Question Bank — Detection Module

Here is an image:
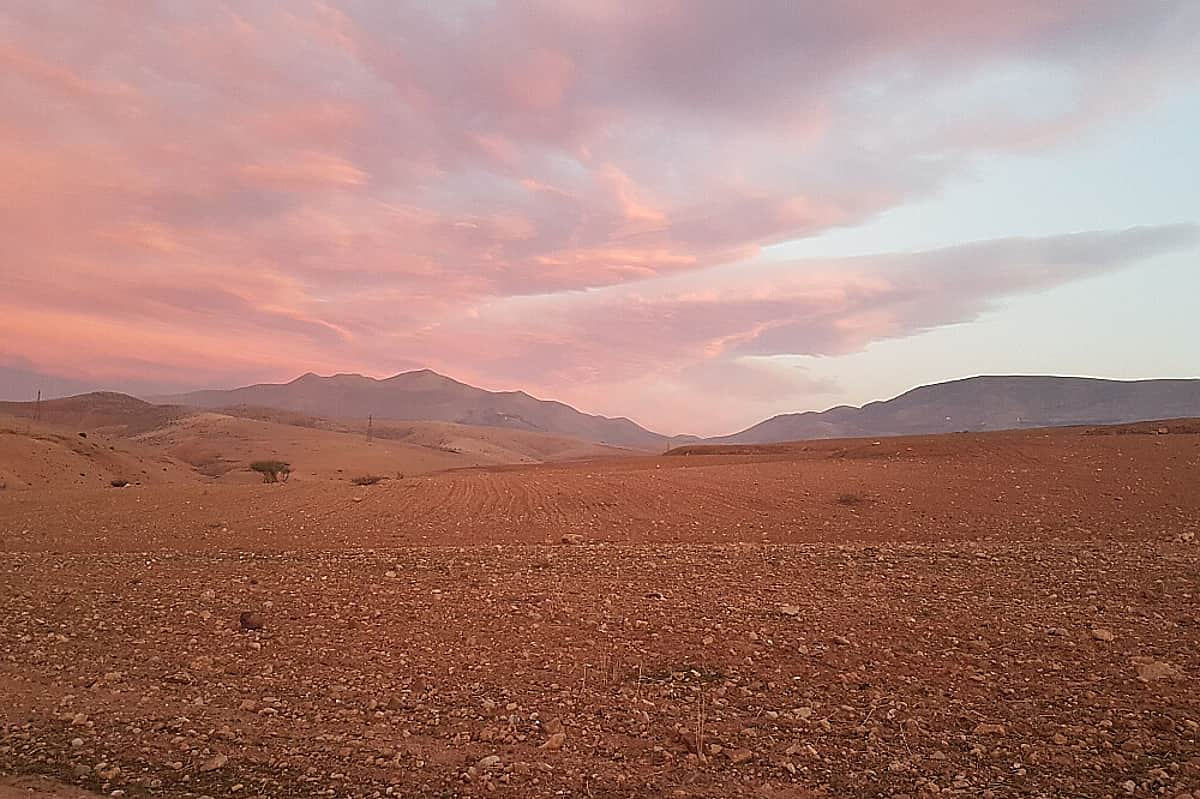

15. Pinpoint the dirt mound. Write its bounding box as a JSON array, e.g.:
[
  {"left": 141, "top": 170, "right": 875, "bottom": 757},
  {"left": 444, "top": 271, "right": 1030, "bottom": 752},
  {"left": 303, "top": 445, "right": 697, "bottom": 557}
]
[
  {"left": 0, "top": 392, "right": 190, "bottom": 436},
  {"left": 0, "top": 776, "right": 102, "bottom": 798},
  {"left": 0, "top": 416, "right": 195, "bottom": 490},
  {"left": 1082, "top": 417, "right": 1200, "bottom": 436},
  {"left": 0, "top": 395, "right": 631, "bottom": 489},
  {"left": 134, "top": 412, "right": 479, "bottom": 483}
]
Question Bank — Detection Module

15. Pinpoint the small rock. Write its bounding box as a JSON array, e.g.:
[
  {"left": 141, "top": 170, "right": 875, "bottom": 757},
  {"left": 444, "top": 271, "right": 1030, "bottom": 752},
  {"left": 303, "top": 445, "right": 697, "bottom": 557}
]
[
  {"left": 477, "top": 755, "right": 501, "bottom": 770},
  {"left": 832, "top": 635, "right": 851, "bottom": 646},
  {"left": 726, "top": 748, "right": 754, "bottom": 765},
  {"left": 239, "top": 611, "right": 263, "bottom": 631},
  {"left": 540, "top": 732, "right": 566, "bottom": 751},
  {"left": 973, "top": 723, "right": 1006, "bottom": 736},
  {"left": 70, "top": 737, "right": 84, "bottom": 748},
  {"left": 559, "top": 534, "right": 585, "bottom": 545},
  {"left": 1132, "top": 657, "right": 1182, "bottom": 681},
  {"left": 1091, "top": 627, "right": 1115, "bottom": 642},
  {"left": 677, "top": 730, "right": 702, "bottom": 754},
  {"left": 200, "top": 753, "right": 228, "bottom": 772},
  {"left": 780, "top": 604, "right": 800, "bottom": 616}
]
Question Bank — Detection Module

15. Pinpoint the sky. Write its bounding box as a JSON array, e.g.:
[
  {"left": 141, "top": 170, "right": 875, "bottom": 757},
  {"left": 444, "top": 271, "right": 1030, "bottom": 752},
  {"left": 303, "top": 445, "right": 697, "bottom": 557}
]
[{"left": 1, "top": 2, "right": 1198, "bottom": 436}]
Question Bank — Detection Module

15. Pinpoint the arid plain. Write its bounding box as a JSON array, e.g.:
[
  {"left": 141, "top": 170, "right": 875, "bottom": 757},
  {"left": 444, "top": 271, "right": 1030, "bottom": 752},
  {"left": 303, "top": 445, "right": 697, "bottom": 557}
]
[{"left": 1, "top": 402, "right": 1197, "bottom": 798}]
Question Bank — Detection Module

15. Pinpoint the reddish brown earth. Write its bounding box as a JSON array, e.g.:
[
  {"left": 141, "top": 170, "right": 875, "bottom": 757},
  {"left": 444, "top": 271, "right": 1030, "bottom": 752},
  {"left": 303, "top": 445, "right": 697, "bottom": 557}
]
[{"left": 1, "top": 424, "right": 1198, "bottom": 798}]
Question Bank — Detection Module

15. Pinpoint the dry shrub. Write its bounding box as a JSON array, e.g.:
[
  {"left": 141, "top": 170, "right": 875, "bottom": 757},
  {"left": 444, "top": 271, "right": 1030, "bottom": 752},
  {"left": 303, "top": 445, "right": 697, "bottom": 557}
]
[{"left": 250, "top": 460, "right": 291, "bottom": 483}]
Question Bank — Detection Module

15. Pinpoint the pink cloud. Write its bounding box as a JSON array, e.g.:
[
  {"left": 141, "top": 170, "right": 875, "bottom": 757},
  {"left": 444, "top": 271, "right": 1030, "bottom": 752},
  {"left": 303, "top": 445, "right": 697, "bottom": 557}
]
[
  {"left": 1, "top": 2, "right": 1197, "bottom": 430},
  {"left": 238, "top": 152, "right": 368, "bottom": 191}
]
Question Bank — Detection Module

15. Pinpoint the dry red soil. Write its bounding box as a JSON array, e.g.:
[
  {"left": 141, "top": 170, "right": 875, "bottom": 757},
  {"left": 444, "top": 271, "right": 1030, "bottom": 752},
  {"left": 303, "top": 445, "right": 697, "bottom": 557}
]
[{"left": 1, "top": 425, "right": 1198, "bottom": 798}]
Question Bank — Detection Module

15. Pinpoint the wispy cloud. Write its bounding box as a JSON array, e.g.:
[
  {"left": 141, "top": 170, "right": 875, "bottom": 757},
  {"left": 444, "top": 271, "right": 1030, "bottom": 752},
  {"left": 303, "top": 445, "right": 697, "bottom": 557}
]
[{"left": 1, "top": 2, "right": 1197, "bottom": 429}]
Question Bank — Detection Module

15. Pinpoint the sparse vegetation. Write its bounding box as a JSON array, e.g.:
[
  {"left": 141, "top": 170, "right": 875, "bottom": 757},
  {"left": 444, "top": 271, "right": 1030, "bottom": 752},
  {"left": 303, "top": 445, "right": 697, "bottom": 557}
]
[
  {"left": 350, "top": 475, "right": 384, "bottom": 486},
  {"left": 250, "top": 460, "right": 291, "bottom": 483}
]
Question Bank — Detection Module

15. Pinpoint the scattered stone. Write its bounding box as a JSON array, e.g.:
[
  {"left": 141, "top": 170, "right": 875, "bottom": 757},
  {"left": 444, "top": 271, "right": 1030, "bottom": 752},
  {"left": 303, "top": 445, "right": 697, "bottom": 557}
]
[
  {"left": 678, "top": 730, "right": 702, "bottom": 755},
  {"left": 540, "top": 732, "right": 566, "bottom": 751},
  {"left": 200, "top": 753, "right": 228, "bottom": 772},
  {"left": 560, "top": 534, "right": 585, "bottom": 545},
  {"left": 726, "top": 748, "right": 754, "bottom": 765},
  {"left": 973, "top": 723, "right": 1006, "bottom": 736},
  {"left": 1132, "top": 657, "right": 1182, "bottom": 681},
  {"left": 476, "top": 755, "right": 501, "bottom": 770},
  {"left": 239, "top": 611, "right": 263, "bottom": 631},
  {"left": 780, "top": 604, "right": 800, "bottom": 616},
  {"left": 1091, "top": 627, "right": 1115, "bottom": 642}
]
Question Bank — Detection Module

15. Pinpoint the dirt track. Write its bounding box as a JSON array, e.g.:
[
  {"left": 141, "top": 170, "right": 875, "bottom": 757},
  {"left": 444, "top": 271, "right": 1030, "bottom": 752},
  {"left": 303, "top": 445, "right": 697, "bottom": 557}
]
[{"left": 1, "top": 426, "right": 1198, "bottom": 797}]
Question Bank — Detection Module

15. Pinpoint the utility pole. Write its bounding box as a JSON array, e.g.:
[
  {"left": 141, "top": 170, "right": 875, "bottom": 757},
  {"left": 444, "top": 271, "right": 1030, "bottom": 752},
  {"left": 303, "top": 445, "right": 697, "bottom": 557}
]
[
  {"left": 366, "top": 414, "right": 373, "bottom": 443},
  {"left": 34, "top": 390, "right": 41, "bottom": 423}
]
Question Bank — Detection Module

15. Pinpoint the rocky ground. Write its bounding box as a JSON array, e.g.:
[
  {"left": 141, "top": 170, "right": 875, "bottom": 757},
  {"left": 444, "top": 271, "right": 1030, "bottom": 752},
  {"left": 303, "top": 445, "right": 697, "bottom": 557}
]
[{"left": 1, "top": 426, "right": 1197, "bottom": 797}]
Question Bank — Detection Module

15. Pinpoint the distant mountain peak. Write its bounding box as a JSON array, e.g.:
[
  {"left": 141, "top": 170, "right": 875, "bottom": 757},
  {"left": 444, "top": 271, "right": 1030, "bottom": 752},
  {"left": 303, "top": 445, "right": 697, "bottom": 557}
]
[
  {"left": 154, "top": 370, "right": 667, "bottom": 449},
  {"left": 712, "top": 376, "right": 1200, "bottom": 445}
]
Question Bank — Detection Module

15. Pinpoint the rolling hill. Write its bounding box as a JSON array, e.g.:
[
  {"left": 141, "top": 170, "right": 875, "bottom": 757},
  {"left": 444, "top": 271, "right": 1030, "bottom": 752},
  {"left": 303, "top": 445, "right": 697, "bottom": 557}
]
[
  {"left": 156, "top": 370, "right": 670, "bottom": 449},
  {"left": 711, "top": 375, "right": 1200, "bottom": 444},
  {"left": 0, "top": 392, "right": 634, "bottom": 488}
]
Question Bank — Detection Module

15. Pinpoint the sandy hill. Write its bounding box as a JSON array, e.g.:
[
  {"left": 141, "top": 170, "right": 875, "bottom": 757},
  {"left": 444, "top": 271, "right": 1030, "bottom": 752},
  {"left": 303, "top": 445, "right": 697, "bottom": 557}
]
[
  {"left": 135, "top": 411, "right": 628, "bottom": 484},
  {"left": 0, "top": 414, "right": 194, "bottom": 490},
  {"left": 0, "top": 391, "right": 189, "bottom": 435},
  {"left": 155, "top": 370, "right": 668, "bottom": 449},
  {"left": 204, "top": 404, "right": 629, "bottom": 462},
  {"left": 713, "top": 375, "right": 1200, "bottom": 444},
  {"left": 0, "top": 392, "right": 631, "bottom": 489}
]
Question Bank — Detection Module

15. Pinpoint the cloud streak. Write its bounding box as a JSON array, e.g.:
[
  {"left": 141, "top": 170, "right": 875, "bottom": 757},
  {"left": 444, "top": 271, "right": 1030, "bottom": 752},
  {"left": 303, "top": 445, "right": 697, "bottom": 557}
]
[{"left": 1, "top": 2, "right": 1197, "bottom": 430}]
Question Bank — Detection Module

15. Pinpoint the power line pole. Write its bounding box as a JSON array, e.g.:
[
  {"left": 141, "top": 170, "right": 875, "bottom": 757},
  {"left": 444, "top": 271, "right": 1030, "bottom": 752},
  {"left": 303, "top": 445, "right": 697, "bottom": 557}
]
[
  {"left": 366, "top": 414, "right": 373, "bottom": 443},
  {"left": 34, "top": 390, "right": 41, "bottom": 423}
]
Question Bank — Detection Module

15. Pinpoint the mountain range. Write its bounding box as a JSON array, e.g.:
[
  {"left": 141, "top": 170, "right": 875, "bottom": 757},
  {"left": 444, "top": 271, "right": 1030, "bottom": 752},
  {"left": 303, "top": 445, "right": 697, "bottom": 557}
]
[
  {"left": 709, "top": 375, "right": 1200, "bottom": 444},
  {"left": 155, "top": 370, "right": 676, "bottom": 449},
  {"left": 147, "top": 371, "right": 1200, "bottom": 447}
]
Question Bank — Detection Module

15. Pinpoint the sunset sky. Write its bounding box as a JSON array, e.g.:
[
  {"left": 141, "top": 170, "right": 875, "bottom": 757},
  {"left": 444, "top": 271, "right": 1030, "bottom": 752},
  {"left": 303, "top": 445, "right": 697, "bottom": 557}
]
[{"left": 2, "top": 2, "right": 1198, "bottom": 435}]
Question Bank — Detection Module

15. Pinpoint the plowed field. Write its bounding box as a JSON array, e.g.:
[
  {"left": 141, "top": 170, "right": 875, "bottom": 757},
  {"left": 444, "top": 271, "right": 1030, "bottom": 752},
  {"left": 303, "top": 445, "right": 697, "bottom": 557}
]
[{"left": 1, "top": 425, "right": 1198, "bottom": 797}]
